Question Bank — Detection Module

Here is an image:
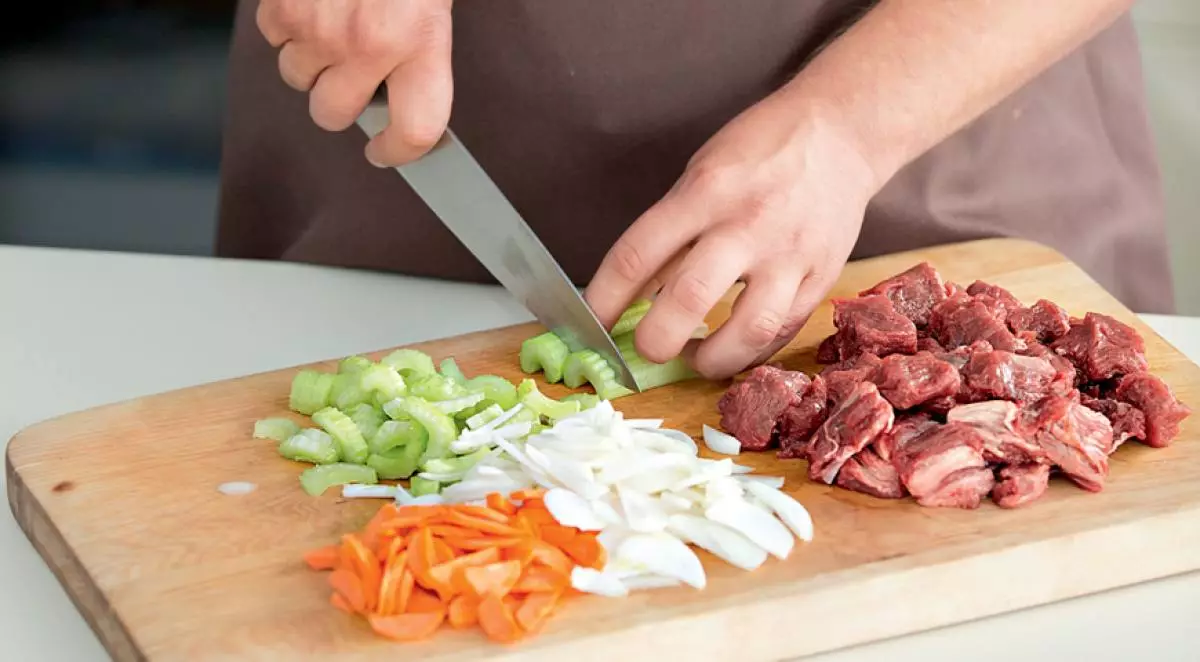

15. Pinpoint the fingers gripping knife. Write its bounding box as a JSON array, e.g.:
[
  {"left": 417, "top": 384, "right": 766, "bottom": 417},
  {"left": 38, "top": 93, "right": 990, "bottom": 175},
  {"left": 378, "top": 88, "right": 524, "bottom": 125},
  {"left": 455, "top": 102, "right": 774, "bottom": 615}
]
[{"left": 354, "top": 101, "right": 640, "bottom": 393}]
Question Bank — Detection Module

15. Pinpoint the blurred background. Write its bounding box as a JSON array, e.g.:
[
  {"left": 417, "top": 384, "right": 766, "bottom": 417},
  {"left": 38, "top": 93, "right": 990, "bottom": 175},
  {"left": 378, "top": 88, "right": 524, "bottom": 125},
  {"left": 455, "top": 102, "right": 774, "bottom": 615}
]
[{"left": 0, "top": 1, "right": 1197, "bottom": 312}]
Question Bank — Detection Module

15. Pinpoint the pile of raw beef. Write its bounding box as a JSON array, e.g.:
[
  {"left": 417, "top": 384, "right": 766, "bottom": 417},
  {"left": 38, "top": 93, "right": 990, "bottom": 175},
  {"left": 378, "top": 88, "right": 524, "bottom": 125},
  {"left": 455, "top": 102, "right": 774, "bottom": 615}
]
[{"left": 717, "top": 262, "right": 1192, "bottom": 509}]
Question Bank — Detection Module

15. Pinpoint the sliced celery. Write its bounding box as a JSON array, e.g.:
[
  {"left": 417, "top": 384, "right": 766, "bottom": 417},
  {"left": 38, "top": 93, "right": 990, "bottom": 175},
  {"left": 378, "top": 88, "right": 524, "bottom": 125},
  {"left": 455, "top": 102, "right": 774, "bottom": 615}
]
[
  {"left": 360, "top": 363, "right": 407, "bottom": 402},
  {"left": 518, "top": 379, "right": 581, "bottom": 421},
  {"left": 409, "top": 476, "right": 440, "bottom": 497},
  {"left": 421, "top": 447, "right": 490, "bottom": 478},
  {"left": 465, "top": 375, "right": 519, "bottom": 410},
  {"left": 434, "top": 392, "right": 485, "bottom": 415},
  {"left": 562, "top": 393, "right": 601, "bottom": 410},
  {"left": 338, "top": 355, "right": 374, "bottom": 374},
  {"left": 278, "top": 429, "right": 340, "bottom": 465},
  {"left": 520, "top": 332, "right": 570, "bottom": 383},
  {"left": 559, "top": 349, "right": 634, "bottom": 400},
  {"left": 610, "top": 298, "right": 653, "bottom": 337},
  {"left": 465, "top": 404, "right": 505, "bottom": 430},
  {"left": 311, "top": 406, "right": 369, "bottom": 465},
  {"left": 440, "top": 357, "right": 468, "bottom": 385},
  {"left": 346, "top": 403, "right": 384, "bottom": 441},
  {"left": 331, "top": 372, "right": 371, "bottom": 410},
  {"left": 370, "top": 419, "right": 426, "bottom": 454},
  {"left": 389, "top": 397, "right": 458, "bottom": 463},
  {"left": 562, "top": 351, "right": 592, "bottom": 389},
  {"left": 613, "top": 331, "right": 697, "bottom": 390},
  {"left": 299, "top": 463, "right": 377, "bottom": 496},
  {"left": 289, "top": 370, "right": 335, "bottom": 415},
  {"left": 381, "top": 349, "right": 437, "bottom": 379},
  {"left": 253, "top": 418, "right": 300, "bottom": 442},
  {"left": 367, "top": 440, "right": 423, "bottom": 479},
  {"left": 409, "top": 373, "right": 469, "bottom": 402}
]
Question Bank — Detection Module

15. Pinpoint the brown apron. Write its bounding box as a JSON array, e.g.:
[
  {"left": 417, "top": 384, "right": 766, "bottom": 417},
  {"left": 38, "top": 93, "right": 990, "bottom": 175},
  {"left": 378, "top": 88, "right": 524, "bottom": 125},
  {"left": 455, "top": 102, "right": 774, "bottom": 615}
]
[{"left": 215, "top": 1, "right": 1175, "bottom": 314}]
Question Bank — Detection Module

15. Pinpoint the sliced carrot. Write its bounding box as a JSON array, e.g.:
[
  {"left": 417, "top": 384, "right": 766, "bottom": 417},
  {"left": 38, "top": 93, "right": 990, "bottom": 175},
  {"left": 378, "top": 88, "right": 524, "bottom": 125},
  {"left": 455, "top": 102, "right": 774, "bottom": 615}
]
[
  {"left": 509, "top": 488, "right": 545, "bottom": 502},
  {"left": 424, "top": 524, "right": 482, "bottom": 540},
  {"left": 511, "top": 565, "right": 570, "bottom": 594},
  {"left": 537, "top": 524, "right": 578, "bottom": 547},
  {"left": 330, "top": 591, "right": 355, "bottom": 614},
  {"left": 559, "top": 534, "right": 605, "bottom": 570},
  {"left": 503, "top": 540, "right": 536, "bottom": 565},
  {"left": 433, "top": 539, "right": 457, "bottom": 565},
  {"left": 512, "top": 512, "right": 540, "bottom": 537},
  {"left": 515, "top": 590, "right": 562, "bottom": 632},
  {"left": 361, "top": 503, "right": 399, "bottom": 552},
  {"left": 452, "top": 536, "right": 526, "bottom": 551},
  {"left": 442, "top": 509, "right": 526, "bottom": 537},
  {"left": 456, "top": 504, "right": 512, "bottom": 524},
  {"left": 303, "top": 545, "right": 340, "bottom": 571},
  {"left": 477, "top": 593, "right": 524, "bottom": 643},
  {"left": 407, "top": 527, "right": 438, "bottom": 589},
  {"left": 395, "top": 568, "right": 416, "bottom": 614},
  {"left": 342, "top": 534, "right": 382, "bottom": 612},
  {"left": 428, "top": 547, "right": 504, "bottom": 597},
  {"left": 462, "top": 560, "right": 523, "bottom": 599},
  {"left": 528, "top": 541, "right": 574, "bottom": 576},
  {"left": 380, "top": 507, "right": 444, "bottom": 531},
  {"left": 447, "top": 595, "right": 479, "bottom": 629},
  {"left": 377, "top": 551, "right": 408, "bottom": 616},
  {"left": 328, "top": 569, "right": 366, "bottom": 614},
  {"left": 368, "top": 610, "right": 445, "bottom": 642},
  {"left": 519, "top": 509, "right": 556, "bottom": 527},
  {"left": 486, "top": 493, "right": 517, "bottom": 516},
  {"left": 406, "top": 587, "right": 444, "bottom": 614}
]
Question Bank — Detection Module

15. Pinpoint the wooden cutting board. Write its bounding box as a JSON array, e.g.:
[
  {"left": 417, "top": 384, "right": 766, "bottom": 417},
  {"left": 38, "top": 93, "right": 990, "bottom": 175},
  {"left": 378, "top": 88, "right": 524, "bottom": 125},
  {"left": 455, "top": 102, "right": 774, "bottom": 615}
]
[{"left": 8, "top": 238, "right": 1200, "bottom": 662}]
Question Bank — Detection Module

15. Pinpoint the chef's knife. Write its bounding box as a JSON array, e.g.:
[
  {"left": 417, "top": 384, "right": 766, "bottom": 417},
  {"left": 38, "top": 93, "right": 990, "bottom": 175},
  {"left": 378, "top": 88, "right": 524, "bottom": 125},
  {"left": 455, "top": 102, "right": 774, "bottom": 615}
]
[{"left": 355, "top": 103, "right": 640, "bottom": 392}]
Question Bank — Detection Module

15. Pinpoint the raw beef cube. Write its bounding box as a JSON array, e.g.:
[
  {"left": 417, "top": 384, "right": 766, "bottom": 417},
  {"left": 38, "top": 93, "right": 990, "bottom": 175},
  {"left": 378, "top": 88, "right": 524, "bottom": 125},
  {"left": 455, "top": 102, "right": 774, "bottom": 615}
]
[
  {"left": 947, "top": 400, "right": 1046, "bottom": 465},
  {"left": 921, "top": 396, "right": 958, "bottom": 417},
  {"left": 832, "top": 295, "right": 918, "bottom": 360},
  {"left": 1081, "top": 395, "right": 1146, "bottom": 452},
  {"left": 930, "top": 296, "right": 1020, "bottom": 351},
  {"left": 1051, "top": 312, "right": 1148, "bottom": 381},
  {"left": 893, "top": 422, "right": 992, "bottom": 509},
  {"left": 917, "top": 336, "right": 946, "bottom": 353},
  {"left": 1021, "top": 395, "right": 1113, "bottom": 492},
  {"left": 936, "top": 340, "right": 995, "bottom": 371},
  {"left": 966, "top": 280, "right": 1023, "bottom": 322},
  {"left": 821, "top": 353, "right": 884, "bottom": 406},
  {"left": 836, "top": 448, "right": 906, "bottom": 498},
  {"left": 807, "top": 382, "right": 895, "bottom": 484},
  {"left": 717, "top": 365, "right": 809, "bottom": 451},
  {"left": 858, "top": 262, "right": 948, "bottom": 328},
  {"left": 1113, "top": 372, "right": 1191, "bottom": 448},
  {"left": 962, "top": 350, "right": 1064, "bottom": 403},
  {"left": 945, "top": 281, "right": 966, "bottom": 298},
  {"left": 1021, "top": 340, "right": 1079, "bottom": 391},
  {"left": 1008, "top": 299, "right": 1071, "bottom": 343},
  {"left": 816, "top": 334, "right": 840, "bottom": 364},
  {"left": 874, "top": 414, "right": 940, "bottom": 462},
  {"left": 777, "top": 376, "right": 829, "bottom": 459},
  {"left": 992, "top": 463, "right": 1051, "bottom": 509},
  {"left": 874, "top": 351, "right": 962, "bottom": 410}
]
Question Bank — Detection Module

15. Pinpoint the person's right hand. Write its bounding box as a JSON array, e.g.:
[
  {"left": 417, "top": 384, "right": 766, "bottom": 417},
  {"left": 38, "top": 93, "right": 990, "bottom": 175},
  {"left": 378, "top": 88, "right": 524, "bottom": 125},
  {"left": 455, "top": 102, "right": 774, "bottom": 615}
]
[{"left": 256, "top": 0, "right": 454, "bottom": 166}]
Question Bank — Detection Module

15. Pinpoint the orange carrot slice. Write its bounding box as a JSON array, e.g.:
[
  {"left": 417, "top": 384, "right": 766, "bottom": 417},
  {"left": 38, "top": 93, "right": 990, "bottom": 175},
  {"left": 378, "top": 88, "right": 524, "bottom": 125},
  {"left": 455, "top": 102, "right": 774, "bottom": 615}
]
[
  {"left": 380, "top": 507, "right": 443, "bottom": 531},
  {"left": 486, "top": 493, "right": 517, "bottom": 516},
  {"left": 407, "top": 527, "right": 438, "bottom": 589},
  {"left": 328, "top": 569, "right": 366, "bottom": 613},
  {"left": 377, "top": 551, "right": 408, "bottom": 616},
  {"left": 442, "top": 510, "right": 526, "bottom": 537},
  {"left": 528, "top": 541, "right": 574, "bottom": 576},
  {"left": 342, "top": 534, "right": 382, "bottom": 612},
  {"left": 537, "top": 524, "right": 578, "bottom": 547},
  {"left": 428, "top": 547, "right": 503, "bottom": 596},
  {"left": 303, "top": 545, "right": 340, "bottom": 571},
  {"left": 456, "top": 504, "right": 512, "bottom": 524},
  {"left": 361, "top": 503, "right": 399, "bottom": 552},
  {"left": 559, "top": 534, "right": 605, "bottom": 569},
  {"left": 447, "top": 595, "right": 479, "bottom": 629},
  {"left": 511, "top": 565, "right": 570, "bottom": 594},
  {"left": 515, "top": 590, "right": 562, "bottom": 632},
  {"left": 519, "top": 508, "right": 555, "bottom": 525},
  {"left": 477, "top": 593, "right": 524, "bottom": 643},
  {"left": 330, "top": 592, "right": 355, "bottom": 614},
  {"left": 509, "top": 488, "right": 545, "bottom": 502},
  {"left": 406, "top": 587, "right": 444, "bottom": 614},
  {"left": 368, "top": 610, "right": 445, "bottom": 642},
  {"left": 395, "top": 568, "right": 416, "bottom": 614},
  {"left": 462, "top": 560, "right": 523, "bottom": 599},
  {"left": 452, "top": 536, "right": 526, "bottom": 551}
]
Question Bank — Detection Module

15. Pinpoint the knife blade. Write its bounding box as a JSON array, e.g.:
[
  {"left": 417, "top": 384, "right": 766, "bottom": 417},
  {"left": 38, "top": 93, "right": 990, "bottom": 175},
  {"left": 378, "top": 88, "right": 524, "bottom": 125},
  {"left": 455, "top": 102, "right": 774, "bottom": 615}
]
[{"left": 355, "top": 103, "right": 640, "bottom": 392}]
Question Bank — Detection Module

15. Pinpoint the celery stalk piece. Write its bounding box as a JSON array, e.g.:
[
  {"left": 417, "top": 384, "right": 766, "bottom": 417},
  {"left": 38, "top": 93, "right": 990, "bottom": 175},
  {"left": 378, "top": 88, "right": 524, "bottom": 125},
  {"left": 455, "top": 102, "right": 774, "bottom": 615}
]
[
  {"left": 465, "top": 404, "right": 505, "bottom": 430},
  {"left": 558, "top": 349, "right": 635, "bottom": 401},
  {"left": 289, "top": 370, "right": 335, "bottom": 415},
  {"left": 360, "top": 363, "right": 407, "bottom": 402},
  {"left": 520, "top": 332, "right": 570, "bottom": 383},
  {"left": 299, "top": 463, "right": 377, "bottom": 496},
  {"left": 381, "top": 349, "right": 437, "bottom": 379},
  {"left": 440, "top": 358, "right": 468, "bottom": 385},
  {"left": 390, "top": 397, "right": 458, "bottom": 463},
  {"left": 346, "top": 403, "right": 384, "bottom": 441},
  {"left": 338, "top": 355, "right": 374, "bottom": 374},
  {"left": 613, "top": 331, "right": 698, "bottom": 390},
  {"left": 409, "top": 476, "right": 441, "bottom": 497},
  {"left": 408, "top": 374, "right": 470, "bottom": 402},
  {"left": 518, "top": 379, "right": 581, "bottom": 421},
  {"left": 464, "top": 375, "right": 519, "bottom": 410},
  {"left": 562, "top": 351, "right": 591, "bottom": 389},
  {"left": 610, "top": 298, "right": 653, "bottom": 337},
  {"left": 421, "top": 447, "right": 490, "bottom": 478},
  {"left": 434, "top": 392, "right": 485, "bottom": 415},
  {"left": 370, "top": 419, "right": 427, "bottom": 454},
  {"left": 278, "top": 429, "right": 340, "bottom": 464},
  {"left": 367, "top": 440, "right": 424, "bottom": 480},
  {"left": 562, "top": 393, "right": 601, "bottom": 410},
  {"left": 254, "top": 418, "right": 300, "bottom": 442},
  {"left": 331, "top": 372, "right": 371, "bottom": 410},
  {"left": 311, "top": 406, "right": 369, "bottom": 464}
]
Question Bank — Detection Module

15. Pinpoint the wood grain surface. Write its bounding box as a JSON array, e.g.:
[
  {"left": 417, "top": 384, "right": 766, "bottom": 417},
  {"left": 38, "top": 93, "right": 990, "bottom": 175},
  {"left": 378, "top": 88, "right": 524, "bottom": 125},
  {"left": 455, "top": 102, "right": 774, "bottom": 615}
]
[{"left": 8, "top": 238, "right": 1200, "bottom": 662}]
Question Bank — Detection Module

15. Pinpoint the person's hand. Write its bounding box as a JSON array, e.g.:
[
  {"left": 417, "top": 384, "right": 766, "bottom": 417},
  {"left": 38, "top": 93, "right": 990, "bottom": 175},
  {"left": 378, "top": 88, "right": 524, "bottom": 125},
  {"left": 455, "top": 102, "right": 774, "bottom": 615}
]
[
  {"left": 584, "top": 93, "right": 884, "bottom": 380},
  {"left": 256, "top": 0, "right": 454, "bottom": 166}
]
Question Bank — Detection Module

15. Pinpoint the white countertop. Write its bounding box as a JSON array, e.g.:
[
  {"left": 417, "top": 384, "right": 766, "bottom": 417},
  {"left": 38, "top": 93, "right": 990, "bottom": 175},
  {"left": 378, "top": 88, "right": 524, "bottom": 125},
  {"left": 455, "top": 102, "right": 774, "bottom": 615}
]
[{"left": 3, "top": 244, "right": 1198, "bottom": 661}]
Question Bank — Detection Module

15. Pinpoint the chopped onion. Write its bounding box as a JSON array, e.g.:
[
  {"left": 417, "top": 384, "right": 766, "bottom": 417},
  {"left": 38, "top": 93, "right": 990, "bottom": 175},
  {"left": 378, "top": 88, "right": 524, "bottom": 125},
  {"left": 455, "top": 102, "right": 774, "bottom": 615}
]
[
  {"left": 742, "top": 480, "right": 814, "bottom": 543},
  {"left": 616, "top": 533, "right": 706, "bottom": 589},
  {"left": 702, "top": 424, "right": 741, "bottom": 455},
  {"left": 571, "top": 567, "right": 629, "bottom": 597},
  {"left": 217, "top": 481, "right": 257, "bottom": 496},
  {"left": 544, "top": 488, "right": 606, "bottom": 531},
  {"left": 705, "top": 498, "right": 794, "bottom": 560},
  {"left": 342, "top": 484, "right": 398, "bottom": 499}
]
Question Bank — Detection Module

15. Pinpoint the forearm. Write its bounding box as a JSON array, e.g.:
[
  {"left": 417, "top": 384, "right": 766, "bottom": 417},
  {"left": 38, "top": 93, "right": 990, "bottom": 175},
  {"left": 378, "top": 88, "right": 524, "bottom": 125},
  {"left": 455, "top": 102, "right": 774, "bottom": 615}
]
[{"left": 779, "top": 0, "right": 1134, "bottom": 187}]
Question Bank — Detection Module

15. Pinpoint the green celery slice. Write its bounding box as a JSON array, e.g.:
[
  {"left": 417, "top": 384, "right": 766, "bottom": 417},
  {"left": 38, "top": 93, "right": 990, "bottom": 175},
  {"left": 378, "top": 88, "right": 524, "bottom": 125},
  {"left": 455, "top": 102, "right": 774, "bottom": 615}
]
[
  {"left": 560, "top": 349, "right": 635, "bottom": 401},
  {"left": 434, "top": 393, "right": 485, "bottom": 415},
  {"left": 331, "top": 372, "right": 371, "bottom": 410},
  {"left": 311, "top": 406, "right": 369, "bottom": 464},
  {"left": 299, "top": 463, "right": 377, "bottom": 496},
  {"left": 464, "top": 375, "right": 519, "bottom": 410},
  {"left": 610, "top": 298, "right": 653, "bottom": 337},
  {"left": 370, "top": 419, "right": 427, "bottom": 454},
  {"left": 338, "top": 355, "right": 374, "bottom": 374},
  {"left": 346, "top": 403, "right": 385, "bottom": 441},
  {"left": 613, "top": 331, "right": 697, "bottom": 391},
  {"left": 519, "top": 332, "right": 570, "bottom": 383},
  {"left": 381, "top": 349, "right": 437, "bottom": 379},
  {"left": 390, "top": 397, "right": 458, "bottom": 463},
  {"left": 409, "top": 476, "right": 441, "bottom": 497},
  {"left": 253, "top": 418, "right": 301, "bottom": 442},
  {"left": 440, "top": 358, "right": 468, "bottom": 385},
  {"left": 562, "top": 393, "right": 601, "bottom": 410},
  {"left": 465, "top": 404, "right": 505, "bottom": 430},
  {"left": 518, "top": 379, "right": 581, "bottom": 421},
  {"left": 367, "top": 439, "right": 424, "bottom": 480},
  {"left": 409, "top": 374, "right": 469, "bottom": 402},
  {"left": 278, "top": 429, "right": 340, "bottom": 464},
  {"left": 360, "top": 363, "right": 407, "bottom": 402},
  {"left": 421, "top": 447, "right": 490, "bottom": 478},
  {"left": 289, "top": 370, "right": 335, "bottom": 415},
  {"left": 562, "top": 351, "right": 592, "bottom": 389}
]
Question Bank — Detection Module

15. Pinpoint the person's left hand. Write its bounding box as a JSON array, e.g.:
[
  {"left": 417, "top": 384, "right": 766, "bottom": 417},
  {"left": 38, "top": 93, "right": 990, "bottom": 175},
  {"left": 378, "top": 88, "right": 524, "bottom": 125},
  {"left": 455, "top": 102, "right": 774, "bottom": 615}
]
[{"left": 584, "top": 91, "right": 885, "bottom": 380}]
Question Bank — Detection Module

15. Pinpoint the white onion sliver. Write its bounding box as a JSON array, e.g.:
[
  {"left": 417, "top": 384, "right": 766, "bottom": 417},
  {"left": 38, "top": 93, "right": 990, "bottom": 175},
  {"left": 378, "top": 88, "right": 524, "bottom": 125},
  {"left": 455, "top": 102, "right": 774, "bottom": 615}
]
[
  {"left": 702, "top": 424, "right": 741, "bottom": 455},
  {"left": 666, "top": 514, "right": 768, "bottom": 572},
  {"left": 742, "top": 480, "right": 815, "bottom": 542},
  {"left": 616, "top": 533, "right": 706, "bottom": 589},
  {"left": 341, "top": 484, "right": 398, "bottom": 499},
  {"left": 625, "top": 419, "right": 664, "bottom": 430},
  {"left": 737, "top": 475, "right": 786, "bottom": 490},
  {"left": 616, "top": 485, "right": 669, "bottom": 533},
  {"left": 571, "top": 567, "right": 629, "bottom": 598},
  {"left": 544, "top": 488, "right": 606, "bottom": 531},
  {"left": 402, "top": 494, "right": 445, "bottom": 506},
  {"left": 730, "top": 463, "right": 755, "bottom": 475},
  {"left": 705, "top": 498, "right": 794, "bottom": 560},
  {"left": 217, "top": 481, "right": 257, "bottom": 495},
  {"left": 621, "top": 574, "right": 683, "bottom": 591}
]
